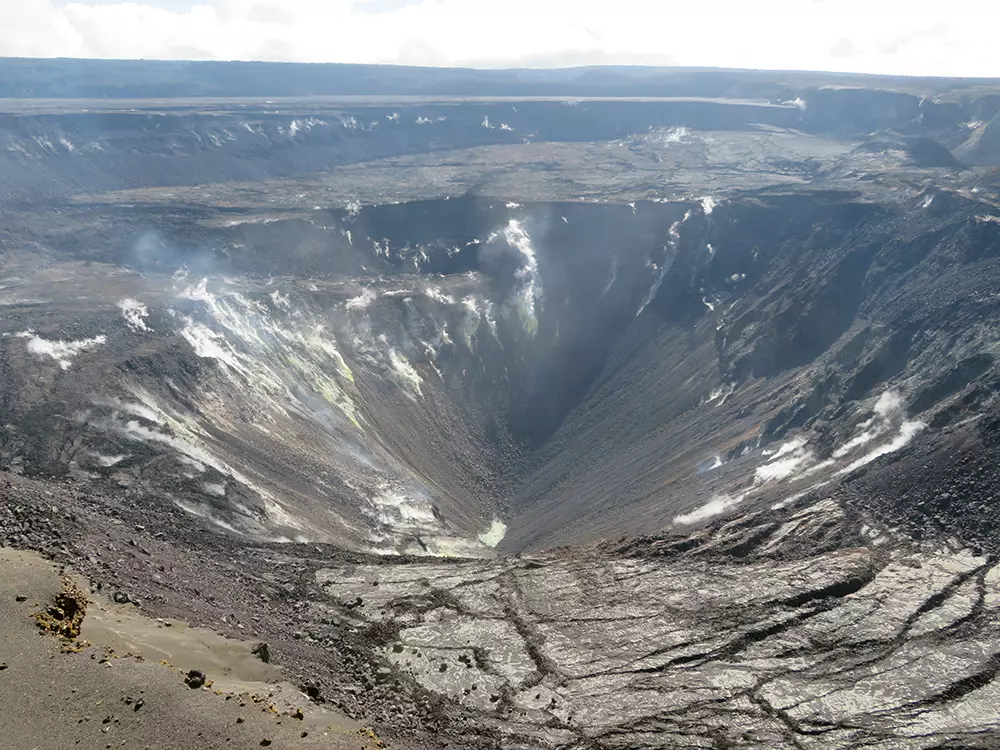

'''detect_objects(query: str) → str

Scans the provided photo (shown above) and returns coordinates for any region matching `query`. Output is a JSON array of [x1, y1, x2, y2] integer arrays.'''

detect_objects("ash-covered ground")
[[3, 62, 1000, 749]]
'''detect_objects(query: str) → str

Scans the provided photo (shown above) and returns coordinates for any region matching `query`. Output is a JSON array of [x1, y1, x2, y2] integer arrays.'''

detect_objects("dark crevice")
[[907, 652, 1000, 707], [777, 569, 877, 608]]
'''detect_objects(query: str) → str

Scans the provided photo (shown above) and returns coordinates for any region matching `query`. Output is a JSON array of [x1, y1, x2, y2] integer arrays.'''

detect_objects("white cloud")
[[2, 0, 999, 76]]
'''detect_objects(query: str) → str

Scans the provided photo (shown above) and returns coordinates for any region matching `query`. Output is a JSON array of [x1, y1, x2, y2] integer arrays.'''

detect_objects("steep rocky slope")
[[3, 173, 999, 556]]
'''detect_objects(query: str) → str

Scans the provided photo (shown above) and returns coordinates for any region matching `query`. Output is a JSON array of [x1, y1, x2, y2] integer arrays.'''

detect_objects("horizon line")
[[3, 55, 1000, 83]]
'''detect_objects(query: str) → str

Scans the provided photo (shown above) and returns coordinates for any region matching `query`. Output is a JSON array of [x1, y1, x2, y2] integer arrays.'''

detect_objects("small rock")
[[112, 591, 131, 605], [185, 670, 206, 689], [251, 642, 270, 663], [260, 740, 272, 747], [15, 595, 27, 603]]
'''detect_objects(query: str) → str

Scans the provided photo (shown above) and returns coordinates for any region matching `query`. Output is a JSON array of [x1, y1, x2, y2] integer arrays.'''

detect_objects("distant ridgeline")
[[1, 57, 999, 100]]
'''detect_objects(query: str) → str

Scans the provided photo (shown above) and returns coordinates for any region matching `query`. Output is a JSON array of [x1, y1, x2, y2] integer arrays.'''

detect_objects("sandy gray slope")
[[0, 548, 389, 750]]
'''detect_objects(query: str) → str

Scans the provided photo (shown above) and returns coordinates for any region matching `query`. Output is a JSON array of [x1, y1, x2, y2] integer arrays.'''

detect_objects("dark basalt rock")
[[185, 669, 206, 689], [251, 642, 270, 663]]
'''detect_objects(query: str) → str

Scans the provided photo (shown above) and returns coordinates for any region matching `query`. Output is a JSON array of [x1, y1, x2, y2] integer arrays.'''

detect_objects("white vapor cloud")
[[1, 0, 998, 77]]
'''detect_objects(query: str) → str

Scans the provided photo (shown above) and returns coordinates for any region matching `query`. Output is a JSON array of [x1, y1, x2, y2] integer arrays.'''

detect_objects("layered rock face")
[[2, 62, 1000, 748]]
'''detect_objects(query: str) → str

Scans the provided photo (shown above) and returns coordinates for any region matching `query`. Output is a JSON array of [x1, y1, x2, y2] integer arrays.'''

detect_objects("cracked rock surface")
[[4, 459, 1000, 748], [316, 503, 1000, 749]]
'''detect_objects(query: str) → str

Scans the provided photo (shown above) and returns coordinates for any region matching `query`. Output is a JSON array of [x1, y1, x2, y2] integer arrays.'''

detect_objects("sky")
[[1, 0, 999, 77]]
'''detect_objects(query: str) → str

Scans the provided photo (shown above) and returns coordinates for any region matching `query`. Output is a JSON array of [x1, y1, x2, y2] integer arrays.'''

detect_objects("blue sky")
[[3, 0, 999, 76]]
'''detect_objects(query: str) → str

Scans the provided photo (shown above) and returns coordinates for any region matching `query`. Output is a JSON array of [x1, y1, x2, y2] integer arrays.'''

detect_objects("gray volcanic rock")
[[5, 469, 1000, 749], [316, 515, 1000, 749], [2, 62, 1000, 748], [2, 184, 1000, 555], [956, 113, 1000, 166]]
